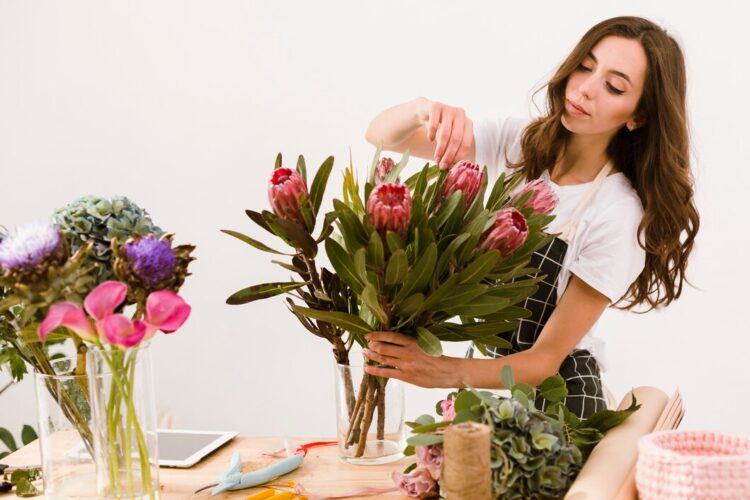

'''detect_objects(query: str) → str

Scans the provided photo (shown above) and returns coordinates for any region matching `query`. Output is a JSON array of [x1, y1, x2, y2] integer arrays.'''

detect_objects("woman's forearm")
[[365, 97, 428, 150], [443, 347, 560, 389]]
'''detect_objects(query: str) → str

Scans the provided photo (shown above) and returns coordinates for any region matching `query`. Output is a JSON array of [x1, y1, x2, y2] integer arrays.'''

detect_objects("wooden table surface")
[[2, 436, 412, 499]]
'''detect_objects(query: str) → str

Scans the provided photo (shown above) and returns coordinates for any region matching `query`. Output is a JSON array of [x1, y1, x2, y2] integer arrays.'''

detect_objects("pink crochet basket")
[[636, 430, 750, 499]]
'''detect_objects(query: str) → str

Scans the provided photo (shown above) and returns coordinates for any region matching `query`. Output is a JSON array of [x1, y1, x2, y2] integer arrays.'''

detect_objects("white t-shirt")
[[474, 117, 646, 369]]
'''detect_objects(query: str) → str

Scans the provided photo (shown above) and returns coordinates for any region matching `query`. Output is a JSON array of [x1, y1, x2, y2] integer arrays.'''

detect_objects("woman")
[[361, 16, 699, 418]]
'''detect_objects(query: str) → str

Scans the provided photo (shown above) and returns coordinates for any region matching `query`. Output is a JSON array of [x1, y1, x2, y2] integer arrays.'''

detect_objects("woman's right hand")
[[417, 98, 475, 170]]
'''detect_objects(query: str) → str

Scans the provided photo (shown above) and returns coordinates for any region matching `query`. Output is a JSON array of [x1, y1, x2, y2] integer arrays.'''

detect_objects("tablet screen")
[[158, 431, 228, 461]]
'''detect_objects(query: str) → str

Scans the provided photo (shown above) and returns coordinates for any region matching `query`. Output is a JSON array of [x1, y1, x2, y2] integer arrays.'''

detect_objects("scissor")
[[193, 440, 336, 496]]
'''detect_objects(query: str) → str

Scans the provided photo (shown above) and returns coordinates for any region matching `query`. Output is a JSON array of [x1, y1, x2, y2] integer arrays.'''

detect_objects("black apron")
[[469, 162, 613, 419]]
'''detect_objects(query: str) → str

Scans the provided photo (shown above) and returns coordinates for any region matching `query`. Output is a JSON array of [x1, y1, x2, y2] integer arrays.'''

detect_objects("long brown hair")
[[510, 16, 699, 311]]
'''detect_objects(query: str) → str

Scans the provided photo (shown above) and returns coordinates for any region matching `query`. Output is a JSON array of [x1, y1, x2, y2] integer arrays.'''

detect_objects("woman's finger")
[[366, 331, 412, 346], [426, 102, 442, 143], [434, 114, 455, 168], [455, 118, 474, 164], [362, 347, 399, 366], [367, 341, 407, 359], [364, 365, 402, 380], [439, 113, 466, 168]]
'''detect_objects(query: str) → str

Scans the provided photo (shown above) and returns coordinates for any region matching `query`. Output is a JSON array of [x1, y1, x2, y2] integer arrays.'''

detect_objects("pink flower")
[[440, 160, 484, 209], [440, 398, 456, 421], [38, 303, 97, 342], [367, 183, 412, 237], [268, 167, 309, 225], [375, 157, 398, 185], [480, 207, 529, 257], [416, 445, 444, 481], [511, 179, 558, 214], [37, 280, 191, 349], [391, 468, 438, 498]]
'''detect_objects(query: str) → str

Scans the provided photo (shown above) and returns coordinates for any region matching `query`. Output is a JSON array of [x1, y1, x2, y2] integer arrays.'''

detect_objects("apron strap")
[[556, 161, 613, 244]]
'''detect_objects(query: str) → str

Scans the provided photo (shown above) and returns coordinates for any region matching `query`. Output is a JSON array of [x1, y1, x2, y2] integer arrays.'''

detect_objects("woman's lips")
[[566, 99, 590, 116]]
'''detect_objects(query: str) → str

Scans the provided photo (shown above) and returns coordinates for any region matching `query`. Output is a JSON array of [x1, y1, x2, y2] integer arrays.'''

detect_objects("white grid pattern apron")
[[470, 162, 613, 419]]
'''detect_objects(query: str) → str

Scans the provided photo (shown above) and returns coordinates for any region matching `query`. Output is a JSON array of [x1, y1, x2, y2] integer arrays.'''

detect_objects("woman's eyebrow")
[[587, 51, 632, 84]]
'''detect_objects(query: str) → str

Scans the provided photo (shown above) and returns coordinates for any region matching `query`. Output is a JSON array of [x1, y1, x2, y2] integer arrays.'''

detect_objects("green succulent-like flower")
[[52, 196, 163, 283]]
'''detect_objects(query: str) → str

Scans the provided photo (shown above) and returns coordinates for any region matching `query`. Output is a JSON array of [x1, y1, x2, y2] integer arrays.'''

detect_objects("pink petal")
[[38, 303, 96, 342], [100, 314, 147, 348], [84, 281, 128, 321], [145, 291, 191, 333]]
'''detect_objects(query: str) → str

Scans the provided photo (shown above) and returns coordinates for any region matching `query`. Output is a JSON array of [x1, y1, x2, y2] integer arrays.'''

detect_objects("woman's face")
[[562, 35, 648, 137]]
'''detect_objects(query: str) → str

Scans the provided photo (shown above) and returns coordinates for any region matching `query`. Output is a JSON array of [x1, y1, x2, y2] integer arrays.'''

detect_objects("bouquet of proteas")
[[0, 196, 195, 457], [396, 367, 639, 499], [225, 151, 559, 457]]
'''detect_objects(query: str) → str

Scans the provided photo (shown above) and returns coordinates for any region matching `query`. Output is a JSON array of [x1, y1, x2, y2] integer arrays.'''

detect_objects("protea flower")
[[268, 168, 309, 225], [0, 221, 67, 284], [416, 445, 444, 481], [440, 160, 483, 209], [481, 207, 528, 257], [112, 234, 195, 305], [391, 468, 438, 498], [374, 157, 398, 185], [367, 183, 412, 237], [511, 179, 558, 214]]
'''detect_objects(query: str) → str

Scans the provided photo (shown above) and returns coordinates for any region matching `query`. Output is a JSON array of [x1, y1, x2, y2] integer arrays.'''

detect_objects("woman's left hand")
[[363, 331, 457, 388]]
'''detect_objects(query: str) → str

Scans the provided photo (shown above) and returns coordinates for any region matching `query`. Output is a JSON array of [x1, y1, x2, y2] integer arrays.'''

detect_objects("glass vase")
[[334, 362, 405, 465], [87, 342, 160, 499], [34, 357, 98, 499]]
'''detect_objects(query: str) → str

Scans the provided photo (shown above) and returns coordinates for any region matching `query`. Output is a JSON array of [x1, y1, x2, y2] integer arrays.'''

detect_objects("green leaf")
[[416, 327, 442, 357], [274, 152, 283, 170], [309, 156, 335, 216], [366, 232, 385, 270], [434, 283, 488, 311], [325, 239, 365, 294], [386, 231, 404, 253], [452, 408, 482, 424], [362, 285, 387, 325], [353, 248, 367, 281], [385, 249, 408, 286], [402, 462, 417, 473], [512, 387, 530, 409], [454, 390, 481, 412], [458, 250, 500, 285], [436, 233, 471, 275], [368, 144, 383, 185], [0, 427, 17, 452], [291, 305, 374, 335], [446, 320, 519, 338], [441, 295, 511, 317], [385, 150, 410, 184], [432, 191, 463, 230], [14, 476, 39, 497], [296, 154, 307, 183], [539, 375, 568, 404], [20, 425, 37, 446], [501, 365, 515, 390], [273, 214, 318, 257], [582, 395, 640, 434], [393, 293, 424, 318], [245, 209, 274, 235], [394, 242, 437, 302], [485, 171, 507, 210], [226, 282, 307, 305], [221, 229, 289, 255], [406, 433, 444, 447], [406, 414, 435, 429], [409, 421, 451, 433], [531, 431, 559, 451], [403, 445, 416, 457]]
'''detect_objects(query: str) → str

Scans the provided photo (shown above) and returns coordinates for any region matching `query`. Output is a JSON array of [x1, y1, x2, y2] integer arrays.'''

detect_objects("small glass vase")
[[87, 342, 160, 499], [34, 357, 98, 499], [334, 362, 405, 465]]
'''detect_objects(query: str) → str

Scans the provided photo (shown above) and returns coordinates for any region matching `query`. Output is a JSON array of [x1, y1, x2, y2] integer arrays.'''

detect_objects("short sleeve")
[[568, 197, 646, 303], [473, 117, 528, 178]]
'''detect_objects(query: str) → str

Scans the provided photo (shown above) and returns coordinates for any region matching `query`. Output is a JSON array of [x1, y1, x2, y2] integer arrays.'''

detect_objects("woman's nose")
[[578, 76, 596, 100]]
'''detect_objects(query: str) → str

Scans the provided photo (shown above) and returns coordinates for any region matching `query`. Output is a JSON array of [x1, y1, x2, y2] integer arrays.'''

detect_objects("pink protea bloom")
[[511, 178, 558, 214], [440, 398, 456, 421], [416, 445, 444, 481], [375, 157, 398, 185], [440, 160, 484, 209], [268, 167, 309, 224], [391, 468, 438, 498], [481, 207, 529, 257], [367, 183, 412, 237]]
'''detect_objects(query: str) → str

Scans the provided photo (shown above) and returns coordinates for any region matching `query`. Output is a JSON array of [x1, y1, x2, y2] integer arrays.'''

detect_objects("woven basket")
[[636, 430, 750, 499]]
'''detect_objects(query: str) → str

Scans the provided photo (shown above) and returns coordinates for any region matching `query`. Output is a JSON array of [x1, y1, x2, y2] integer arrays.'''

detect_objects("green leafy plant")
[[0, 426, 40, 497], [225, 151, 559, 457], [401, 366, 639, 499]]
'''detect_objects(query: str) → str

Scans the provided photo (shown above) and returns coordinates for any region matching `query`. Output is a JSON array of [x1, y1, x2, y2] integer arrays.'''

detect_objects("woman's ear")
[[626, 115, 646, 131]]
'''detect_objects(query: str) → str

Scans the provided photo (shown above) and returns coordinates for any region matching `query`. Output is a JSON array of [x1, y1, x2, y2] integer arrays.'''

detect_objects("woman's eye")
[[577, 64, 592, 72], [606, 82, 625, 95]]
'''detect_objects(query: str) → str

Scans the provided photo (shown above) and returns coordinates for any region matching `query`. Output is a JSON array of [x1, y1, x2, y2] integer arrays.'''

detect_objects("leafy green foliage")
[[406, 368, 639, 498]]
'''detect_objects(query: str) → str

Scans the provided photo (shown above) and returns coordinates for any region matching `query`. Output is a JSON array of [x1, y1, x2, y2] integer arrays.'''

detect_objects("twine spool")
[[442, 422, 492, 500]]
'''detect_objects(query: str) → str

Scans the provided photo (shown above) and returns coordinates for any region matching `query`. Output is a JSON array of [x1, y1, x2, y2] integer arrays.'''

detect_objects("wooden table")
[[2, 436, 411, 499]]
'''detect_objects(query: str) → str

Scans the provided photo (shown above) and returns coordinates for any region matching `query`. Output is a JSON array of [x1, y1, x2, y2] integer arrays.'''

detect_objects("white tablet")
[[157, 429, 238, 468]]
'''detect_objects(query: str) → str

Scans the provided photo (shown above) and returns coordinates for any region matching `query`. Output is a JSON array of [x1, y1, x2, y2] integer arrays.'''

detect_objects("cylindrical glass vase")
[[34, 357, 98, 499], [87, 342, 160, 499], [334, 362, 405, 465]]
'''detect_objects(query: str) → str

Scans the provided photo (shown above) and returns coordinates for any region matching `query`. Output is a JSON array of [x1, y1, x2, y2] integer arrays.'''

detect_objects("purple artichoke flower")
[[0, 221, 64, 275], [123, 235, 177, 288]]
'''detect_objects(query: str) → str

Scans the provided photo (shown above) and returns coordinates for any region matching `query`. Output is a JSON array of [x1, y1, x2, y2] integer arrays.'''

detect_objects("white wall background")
[[1, 1, 748, 442]]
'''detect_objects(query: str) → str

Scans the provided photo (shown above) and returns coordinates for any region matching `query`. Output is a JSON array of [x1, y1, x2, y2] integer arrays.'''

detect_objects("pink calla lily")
[[145, 291, 191, 334], [38, 303, 96, 342], [84, 281, 128, 321], [100, 314, 148, 348]]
